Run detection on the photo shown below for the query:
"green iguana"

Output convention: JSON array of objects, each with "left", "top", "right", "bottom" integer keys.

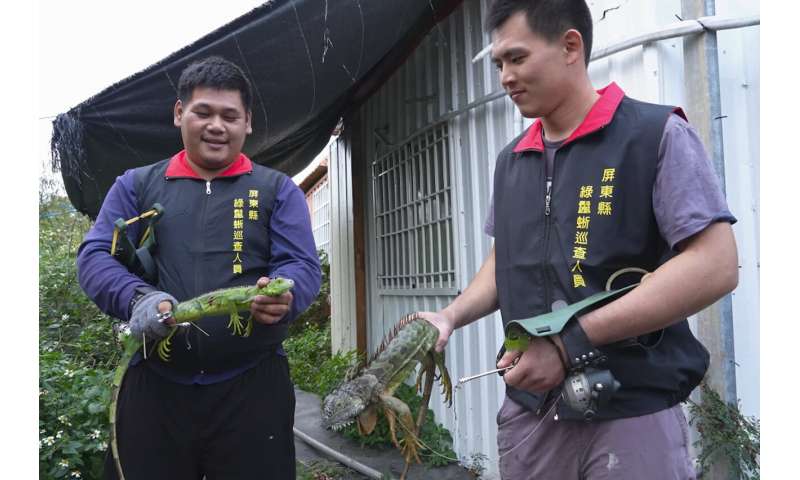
[
  {"left": 321, "top": 312, "right": 452, "bottom": 476},
  {"left": 110, "top": 278, "right": 295, "bottom": 480}
]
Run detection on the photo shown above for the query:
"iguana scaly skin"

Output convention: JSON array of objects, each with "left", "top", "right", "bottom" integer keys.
[
  {"left": 110, "top": 278, "right": 294, "bottom": 480},
  {"left": 321, "top": 312, "right": 452, "bottom": 475}
]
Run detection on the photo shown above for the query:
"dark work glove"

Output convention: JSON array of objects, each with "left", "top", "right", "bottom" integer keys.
[{"left": 129, "top": 291, "right": 177, "bottom": 341}]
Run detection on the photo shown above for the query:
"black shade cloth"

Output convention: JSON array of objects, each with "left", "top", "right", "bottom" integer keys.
[{"left": 51, "top": 0, "right": 463, "bottom": 218}]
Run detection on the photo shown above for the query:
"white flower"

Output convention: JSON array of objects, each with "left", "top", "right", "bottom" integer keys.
[
  {"left": 55, "top": 430, "right": 63, "bottom": 439},
  {"left": 61, "top": 314, "right": 70, "bottom": 321},
  {"left": 89, "top": 429, "right": 101, "bottom": 440},
  {"left": 42, "top": 436, "right": 55, "bottom": 446},
  {"left": 39, "top": 389, "right": 48, "bottom": 397},
  {"left": 64, "top": 369, "right": 75, "bottom": 378},
  {"left": 97, "top": 441, "right": 108, "bottom": 451},
  {"left": 58, "top": 415, "right": 71, "bottom": 425},
  {"left": 70, "top": 471, "right": 81, "bottom": 478},
  {"left": 58, "top": 459, "right": 69, "bottom": 468}
]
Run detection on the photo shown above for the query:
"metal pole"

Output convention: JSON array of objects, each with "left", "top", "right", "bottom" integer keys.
[
  {"left": 591, "top": 15, "right": 759, "bottom": 62},
  {"left": 471, "top": 15, "right": 760, "bottom": 64},
  {"left": 293, "top": 427, "right": 392, "bottom": 479},
  {"left": 681, "top": 1, "right": 737, "bottom": 478},
  {"left": 682, "top": 0, "right": 737, "bottom": 404}
]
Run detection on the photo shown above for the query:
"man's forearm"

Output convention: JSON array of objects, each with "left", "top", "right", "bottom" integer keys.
[
  {"left": 442, "top": 246, "right": 500, "bottom": 329},
  {"left": 579, "top": 222, "right": 738, "bottom": 346}
]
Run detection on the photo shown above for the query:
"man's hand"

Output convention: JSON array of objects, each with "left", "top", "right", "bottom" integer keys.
[
  {"left": 130, "top": 291, "right": 177, "bottom": 340},
  {"left": 497, "top": 336, "right": 566, "bottom": 394},
  {"left": 417, "top": 311, "right": 455, "bottom": 353},
  {"left": 250, "top": 276, "right": 293, "bottom": 325}
]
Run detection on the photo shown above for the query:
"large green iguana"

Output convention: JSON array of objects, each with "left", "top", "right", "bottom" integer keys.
[
  {"left": 321, "top": 312, "right": 453, "bottom": 475},
  {"left": 110, "top": 278, "right": 295, "bottom": 480}
]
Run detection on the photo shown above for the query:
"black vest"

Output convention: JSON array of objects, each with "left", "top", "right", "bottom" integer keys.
[
  {"left": 134, "top": 159, "right": 288, "bottom": 374},
  {"left": 494, "top": 97, "right": 709, "bottom": 419}
]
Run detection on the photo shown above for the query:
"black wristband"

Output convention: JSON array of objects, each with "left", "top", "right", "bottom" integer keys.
[
  {"left": 128, "top": 286, "right": 157, "bottom": 318},
  {"left": 559, "top": 318, "right": 606, "bottom": 372}
]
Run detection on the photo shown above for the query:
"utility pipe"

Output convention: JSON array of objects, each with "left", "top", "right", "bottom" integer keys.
[
  {"left": 293, "top": 427, "right": 394, "bottom": 480},
  {"left": 472, "top": 14, "right": 760, "bottom": 63}
]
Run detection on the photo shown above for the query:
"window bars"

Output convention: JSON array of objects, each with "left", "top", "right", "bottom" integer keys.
[{"left": 372, "top": 123, "right": 455, "bottom": 291}]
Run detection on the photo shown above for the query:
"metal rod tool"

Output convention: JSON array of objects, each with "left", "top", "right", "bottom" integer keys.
[
  {"left": 458, "top": 366, "right": 515, "bottom": 384},
  {"left": 458, "top": 356, "right": 521, "bottom": 385}
]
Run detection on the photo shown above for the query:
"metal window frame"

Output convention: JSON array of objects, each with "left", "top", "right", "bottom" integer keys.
[
  {"left": 371, "top": 120, "right": 459, "bottom": 296},
  {"left": 310, "top": 178, "right": 331, "bottom": 254}
]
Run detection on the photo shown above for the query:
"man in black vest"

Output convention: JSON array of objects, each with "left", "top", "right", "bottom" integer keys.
[
  {"left": 420, "top": 1, "right": 738, "bottom": 478},
  {"left": 78, "top": 57, "right": 321, "bottom": 479}
]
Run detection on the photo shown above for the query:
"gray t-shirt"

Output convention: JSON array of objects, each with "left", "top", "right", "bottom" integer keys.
[{"left": 483, "top": 114, "right": 736, "bottom": 249}]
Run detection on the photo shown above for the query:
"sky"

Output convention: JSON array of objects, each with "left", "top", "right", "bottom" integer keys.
[
  {"left": 5, "top": 0, "right": 797, "bottom": 476},
  {"left": 38, "top": 0, "right": 268, "bottom": 116},
  {"left": 37, "top": 0, "right": 270, "bottom": 183}
]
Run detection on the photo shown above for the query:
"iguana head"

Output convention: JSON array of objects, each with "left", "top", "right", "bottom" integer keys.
[
  {"left": 321, "top": 374, "right": 379, "bottom": 431},
  {"left": 263, "top": 277, "right": 294, "bottom": 296}
]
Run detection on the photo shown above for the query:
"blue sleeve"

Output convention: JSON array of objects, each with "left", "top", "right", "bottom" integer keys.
[
  {"left": 267, "top": 176, "right": 322, "bottom": 323},
  {"left": 76, "top": 170, "right": 153, "bottom": 321}
]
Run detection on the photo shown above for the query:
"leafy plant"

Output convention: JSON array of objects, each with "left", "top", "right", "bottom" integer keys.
[
  {"left": 39, "top": 195, "right": 118, "bottom": 479},
  {"left": 296, "top": 459, "right": 354, "bottom": 480},
  {"left": 39, "top": 350, "right": 113, "bottom": 479},
  {"left": 39, "top": 199, "right": 118, "bottom": 370},
  {"left": 285, "top": 322, "right": 359, "bottom": 397},
  {"left": 465, "top": 452, "right": 489, "bottom": 479},
  {"left": 688, "top": 383, "right": 760, "bottom": 479}
]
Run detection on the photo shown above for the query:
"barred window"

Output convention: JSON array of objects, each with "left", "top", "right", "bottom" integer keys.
[{"left": 372, "top": 123, "right": 455, "bottom": 291}]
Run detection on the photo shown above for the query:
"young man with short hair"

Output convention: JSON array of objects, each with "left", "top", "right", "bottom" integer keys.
[
  {"left": 421, "top": 1, "right": 738, "bottom": 478},
  {"left": 78, "top": 56, "right": 321, "bottom": 479}
]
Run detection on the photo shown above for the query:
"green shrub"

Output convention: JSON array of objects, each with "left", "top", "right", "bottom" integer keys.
[
  {"left": 296, "top": 459, "right": 354, "bottom": 480},
  {"left": 285, "top": 322, "right": 358, "bottom": 397},
  {"left": 39, "top": 201, "right": 118, "bottom": 370},
  {"left": 688, "top": 383, "right": 760, "bottom": 479},
  {"left": 39, "top": 196, "right": 117, "bottom": 479},
  {"left": 39, "top": 349, "right": 113, "bottom": 479}
]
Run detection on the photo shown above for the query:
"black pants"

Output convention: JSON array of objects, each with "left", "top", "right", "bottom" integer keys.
[{"left": 104, "top": 354, "right": 295, "bottom": 480}]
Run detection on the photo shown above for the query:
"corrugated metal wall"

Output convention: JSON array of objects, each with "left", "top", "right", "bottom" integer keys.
[
  {"left": 714, "top": 0, "right": 760, "bottom": 420},
  {"left": 328, "top": 0, "right": 759, "bottom": 475}
]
